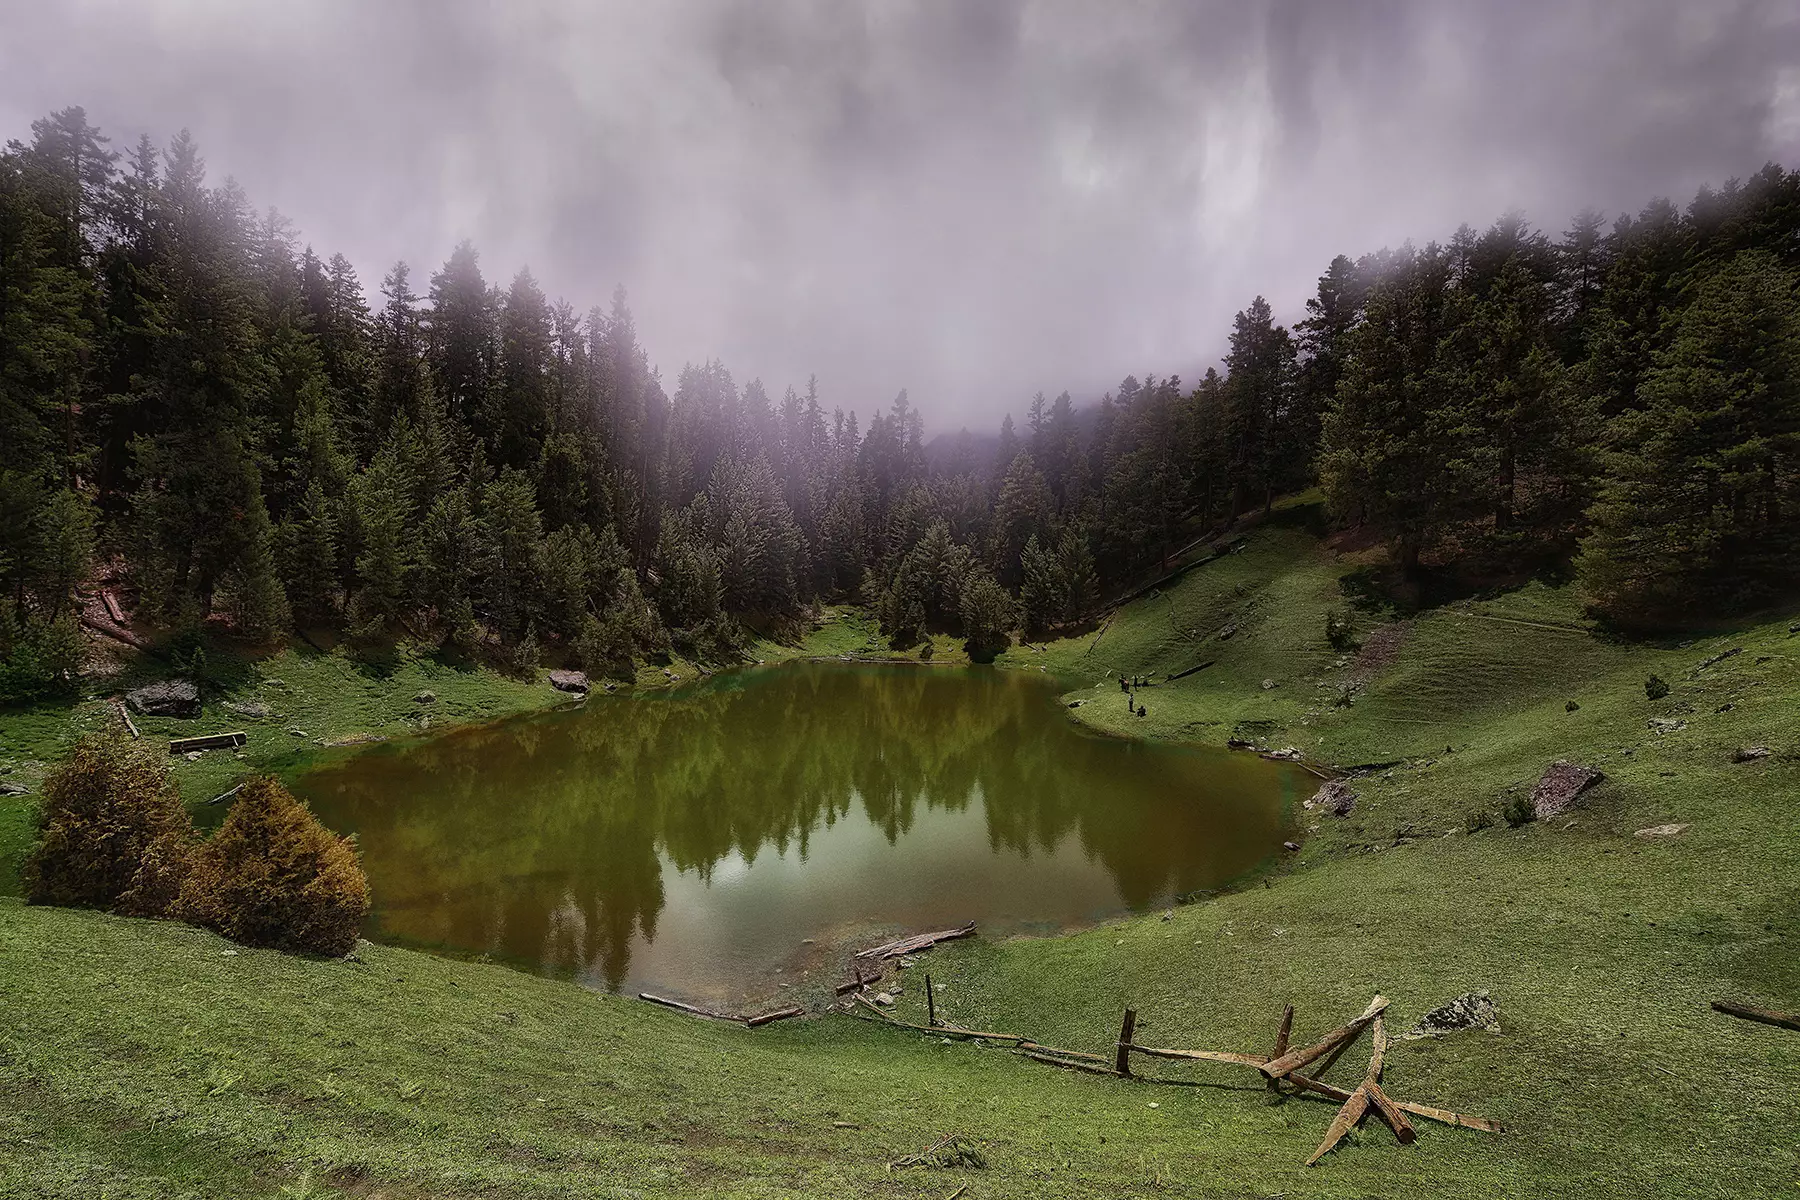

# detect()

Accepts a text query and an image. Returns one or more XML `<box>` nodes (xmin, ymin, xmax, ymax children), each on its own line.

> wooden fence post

<box><xmin>1116</xmin><ymin>1007</ymin><xmax>1137</xmax><ymax>1077</ymax></box>
<box><xmin>925</xmin><ymin>974</ymin><xmax>937</xmax><ymax>1027</ymax></box>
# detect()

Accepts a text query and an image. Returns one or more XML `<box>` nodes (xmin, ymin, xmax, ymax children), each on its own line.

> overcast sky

<box><xmin>3</xmin><ymin>0</ymin><xmax>1798</xmax><ymax>430</ymax></box>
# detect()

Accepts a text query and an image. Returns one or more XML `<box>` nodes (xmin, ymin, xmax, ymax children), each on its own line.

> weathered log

<box><xmin>854</xmin><ymin>921</ymin><xmax>976</xmax><ymax>960</ymax></box>
<box><xmin>1287</xmin><ymin>1072</ymin><xmax>1504</xmax><ymax>1133</ymax></box>
<box><xmin>100</xmin><ymin>589</ymin><xmax>127</xmax><ymax>624</ymax></box>
<box><xmin>925</xmin><ymin>973</ymin><xmax>937</xmax><ymax>1026</ymax></box>
<box><xmin>1367</xmin><ymin>1013</ymin><xmax>1389</xmax><ymax>1081</ymax></box>
<box><xmin>168</xmin><ymin>731</ymin><xmax>247</xmax><ymax>754</ymax></box>
<box><xmin>1121</xmin><ymin>1044</ymin><xmax>1269</xmax><ymax>1069</ymax></box>
<box><xmin>1273</xmin><ymin>1004</ymin><xmax>1294</xmax><ymax>1058</ymax></box>
<box><xmin>834</xmin><ymin>964</ymin><xmax>873</xmax><ymax>995</ymax></box>
<box><xmin>207</xmin><ymin>783</ymin><xmax>244</xmax><ymax>806</ymax></box>
<box><xmin>1306</xmin><ymin>1085</ymin><xmax>1370</xmax><ymax>1166</ymax></box>
<box><xmin>115</xmin><ymin>700</ymin><xmax>139</xmax><ymax>739</ymax></box>
<box><xmin>1364</xmin><ymin>1079</ymin><xmax>1417</xmax><ymax>1145</ymax></box>
<box><xmin>1711</xmin><ymin>1000</ymin><xmax>1800</xmax><ymax>1033</ymax></box>
<box><xmin>746</xmin><ymin>1006</ymin><xmax>804</xmax><ymax>1028</ymax></box>
<box><xmin>1116</xmin><ymin>1008</ymin><xmax>1137</xmax><ymax>1077</ymax></box>
<box><xmin>1261</xmin><ymin>995</ymin><xmax>1388</xmax><ymax>1081</ymax></box>
<box><xmin>638</xmin><ymin>992</ymin><xmax>731</xmax><ymax>1020</ymax></box>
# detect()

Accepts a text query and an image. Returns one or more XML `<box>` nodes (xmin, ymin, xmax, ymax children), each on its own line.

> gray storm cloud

<box><xmin>3</xmin><ymin>0</ymin><xmax>1797</xmax><ymax>428</ymax></box>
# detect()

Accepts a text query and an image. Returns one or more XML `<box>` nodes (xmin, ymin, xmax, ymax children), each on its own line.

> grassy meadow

<box><xmin>3</xmin><ymin>505</ymin><xmax>1798</xmax><ymax>1198</ymax></box>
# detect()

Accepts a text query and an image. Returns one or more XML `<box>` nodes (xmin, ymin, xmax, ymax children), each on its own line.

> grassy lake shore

<box><xmin>3</xmin><ymin>507</ymin><xmax>1797</xmax><ymax>1198</ymax></box>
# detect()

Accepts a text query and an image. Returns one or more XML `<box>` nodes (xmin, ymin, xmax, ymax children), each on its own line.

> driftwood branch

<box><xmin>1711</xmin><ymin>1000</ymin><xmax>1800</xmax><ymax>1033</ymax></box>
<box><xmin>855</xmin><ymin>922</ymin><xmax>976</xmax><ymax>961</ymax></box>
<box><xmin>746</xmin><ymin>1006</ymin><xmax>804</xmax><ymax>1028</ymax></box>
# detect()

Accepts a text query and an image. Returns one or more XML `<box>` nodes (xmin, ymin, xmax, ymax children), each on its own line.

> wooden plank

<box><xmin>115</xmin><ymin>700</ymin><xmax>139</xmax><ymax>739</ymax></box>
<box><xmin>745</xmin><ymin>1006</ymin><xmax>804</xmax><ymax>1028</ymax></box>
<box><xmin>1116</xmin><ymin>1008</ymin><xmax>1137</xmax><ymax>1077</ymax></box>
<box><xmin>1306</xmin><ymin>1085</ymin><xmax>1370</xmax><ymax>1166</ymax></box>
<box><xmin>168</xmin><ymin>731</ymin><xmax>247</xmax><ymax>754</ymax></box>
<box><xmin>1368</xmin><ymin>1013</ymin><xmax>1389</xmax><ymax>1081</ymax></box>
<box><xmin>1121</xmin><ymin>1044</ymin><xmax>1269</xmax><ymax>1069</ymax></box>
<box><xmin>1261</xmin><ymin>995</ymin><xmax>1388</xmax><ymax>1081</ymax></box>
<box><xmin>1364</xmin><ymin>1079</ymin><xmax>1417</xmax><ymax>1145</ymax></box>
<box><xmin>1711</xmin><ymin>1000</ymin><xmax>1800</xmax><ymax>1033</ymax></box>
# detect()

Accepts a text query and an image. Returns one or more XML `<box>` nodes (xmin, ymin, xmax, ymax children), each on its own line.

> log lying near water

<box><xmin>855</xmin><ymin>921</ymin><xmax>976</xmax><ymax>960</ymax></box>
<box><xmin>746</xmin><ymin>1006</ymin><xmax>804</xmax><ymax>1028</ymax></box>
<box><xmin>638</xmin><ymin>992</ymin><xmax>734</xmax><ymax>1021</ymax></box>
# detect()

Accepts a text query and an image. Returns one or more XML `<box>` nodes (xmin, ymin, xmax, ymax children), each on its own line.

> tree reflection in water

<box><xmin>297</xmin><ymin>664</ymin><xmax>1300</xmax><ymax>999</ymax></box>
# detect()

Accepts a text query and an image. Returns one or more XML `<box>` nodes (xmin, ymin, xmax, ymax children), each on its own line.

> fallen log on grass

<box><xmin>1017</xmin><ymin>1048</ymin><xmax>1123</xmax><ymax>1076</ymax></box>
<box><xmin>855</xmin><ymin>921</ymin><xmax>976</xmax><ymax>960</ymax></box>
<box><xmin>1711</xmin><ymin>1000</ymin><xmax>1800</xmax><ymax>1033</ymax></box>
<box><xmin>638</xmin><ymin>992</ymin><xmax>734</xmax><ymax>1021</ymax></box>
<box><xmin>114</xmin><ymin>700</ymin><xmax>140</xmax><ymax>739</ymax></box>
<box><xmin>169</xmin><ymin>731</ymin><xmax>247</xmax><ymax>754</ymax></box>
<box><xmin>746</xmin><ymin>1006</ymin><xmax>804</xmax><ymax>1028</ymax></box>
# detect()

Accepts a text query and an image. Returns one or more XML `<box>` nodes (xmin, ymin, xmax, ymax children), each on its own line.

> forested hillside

<box><xmin>4</xmin><ymin>107</ymin><xmax>1798</xmax><ymax>702</ymax></box>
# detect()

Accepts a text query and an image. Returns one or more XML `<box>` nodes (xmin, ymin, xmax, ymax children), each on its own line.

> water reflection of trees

<box><xmin>298</xmin><ymin>665</ymin><xmax>1292</xmax><ymax>990</ymax></box>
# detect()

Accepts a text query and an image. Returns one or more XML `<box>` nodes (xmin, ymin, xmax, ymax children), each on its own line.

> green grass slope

<box><xmin>4</xmin><ymin>508</ymin><xmax>1799</xmax><ymax>1197</ymax></box>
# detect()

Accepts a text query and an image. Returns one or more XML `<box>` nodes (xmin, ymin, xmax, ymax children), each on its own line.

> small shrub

<box><xmin>1464</xmin><ymin>809</ymin><xmax>1495</xmax><ymax>833</ymax></box>
<box><xmin>23</xmin><ymin>733</ymin><xmax>192</xmax><ymax>916</ymax></box>
<box><xmin>176</xmin><ymin>777</ymin><xmax>369</xmax><ymax>956</ymax></box>
<box><xmin>1502</xmin><ymin>793</ymin><xmax>1537</xmax><ymax>828</ymax></box>
<box><xmin>1565</xmin><ymin>699</ymin><xmax>1580</xmax><ymax>712</ymax></box>
<box><xmin>1644</xmin><ymin>674</ymin><xmax>1669</xmax><ymax>701</ymax></box>
<box><xmin>919</xmin><ymin>641</ymin><xmax>934</xmax><ymax>660</ymax></box>
<box><xmin>1324</xmin><ymin>608</ymin><xmax>1360</xmax><ymax>652</ymax></box>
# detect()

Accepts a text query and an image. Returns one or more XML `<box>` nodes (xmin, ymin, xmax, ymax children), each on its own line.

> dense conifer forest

<box><xmin>4</xmin><ymin>106</ymin><xmax>1797</xmax><ymax>701</ymax></box>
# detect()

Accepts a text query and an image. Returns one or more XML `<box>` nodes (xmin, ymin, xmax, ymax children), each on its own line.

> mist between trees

<box><xmin>4</xmin><ymin>106</ymin><xmax>1797</xmax><ymax>699</ymax></box>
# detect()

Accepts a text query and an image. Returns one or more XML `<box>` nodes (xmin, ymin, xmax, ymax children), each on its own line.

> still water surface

<box><xmin>296</xmin><ymin>663</ymin><xmax>1301</xmax><ymax>1004</ymax></box>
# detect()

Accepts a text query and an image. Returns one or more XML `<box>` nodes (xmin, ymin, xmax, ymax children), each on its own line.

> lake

<box><xmin>296</xmin><ymin>662</ymin><xmax>1303</xmax><ymax>1006</ymax></box>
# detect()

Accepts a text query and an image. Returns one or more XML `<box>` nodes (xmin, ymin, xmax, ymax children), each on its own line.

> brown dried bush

<box><xmin>176</xmin><ymin>776</ymin><xmax>369</xmax><ymax>956</ymax></box>
<box><xmin>23</xmin><ymin>732</ymin><xmax>193</xmax><ymax>916</ymax></box>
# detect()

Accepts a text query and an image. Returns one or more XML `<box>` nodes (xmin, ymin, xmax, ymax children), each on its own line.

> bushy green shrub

<box><xmin>1324</xmin><ymin>607</ymin><xmax>1360</xmax><ymax>651</ymax></box>
<box><xmin>23</xmin><ymin>733</ymin><xmax>192</xmax><ymax>916</ymax></box>
<box><xmin>1644</xmin><ymin>674</ymin><xmax>1669</xmax><ymax>700</ymax></box>
<box><xmin>176</xmin><ymin>777</ymin><xmax>370</xmax><ymax>956</ymax></box>
<box><xmin>1502</xmin><ymin>793</ymin><xmax>1537</xmax><ymax>828</ymax></box>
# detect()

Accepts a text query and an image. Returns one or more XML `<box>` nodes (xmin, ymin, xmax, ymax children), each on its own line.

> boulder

<box><xmin>1732</xmin><ymin>745</ymin><xmax>1772</xmax><ymax>763</ymax></box>
<box><xmin>1648</xmin><ymin>716</ymin><xmax>1687</xmax><ymax>734</ymax></box>
<box><xmin>1530</xmin><ymin>761</ymin><xmax>1604</xmax><ymax>820</ymax></box>
<box><xmin>0</xmin><ymin>781</ymin><xmax>29</xmax><ymax>796</ymax></box>
<box><xmin>414</xmin><ymin>691</ymin><xmax>437</xmax><ymax>704</ymax></box>
<box><xmin>548</xmin><ymin>669</ymin><xmax>590</xmax><ymax>694</ymax></box>
<box><xmin>127</xmin><ymin>680</ymin><xmax>200</xmax><ymax>718</ymax></box>
<box><xmin>1402</xmin><ymin>991</ymin><xmax>1499</xmax><ymax>1040</ymax></box>
<box><xmin>1312</xmin><ymin>778</ymin><xmax>1358</xmax><ymax>817</ymax></box>
<box><xmin>223</xmin><ymin>700</ymin><xmax>270</xmax><ymax>719</ymax></box>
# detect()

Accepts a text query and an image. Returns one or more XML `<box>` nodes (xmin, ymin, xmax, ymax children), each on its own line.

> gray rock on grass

<box><xmin>1530</xmin><ymin>761</ymin><xmax>1604</xmax><ymax>820</ymax></box>
<box><xmin>127</xmin><ymin>680</ymin><xmax>200</xmax><ymax>718</ymax></box>
<box><xmin>1402</xmin><ymin>991</ymin><xmax>1500</xmax><ymax>1039</ymax></box>
<box><xmin>548</xmin><ymin>669</ymin><xmax>590</xmax><ymax>693</ymax></box>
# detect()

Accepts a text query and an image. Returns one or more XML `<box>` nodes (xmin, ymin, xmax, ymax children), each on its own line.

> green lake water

<box><xmin>295</xmin><ymin>663</ymin><xmax>1303</xmax><ymax>1005</ymax></box>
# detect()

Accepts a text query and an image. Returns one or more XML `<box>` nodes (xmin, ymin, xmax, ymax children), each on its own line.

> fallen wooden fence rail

<box><xmin>638</xmin><ymin>992</ymin><xmax>735</xmax><ymax>1020</ymax></box>
<box><xmin>855</xmin><ymin>921</ymin><xmax>976</xmax><ymax>961</ymax></box>
<box><xmin>1711</xmin><ymin>999</ymin><xmax>1800</xmax><ymax>1033</ymax></box>
<box><xmin>169</xmin><ymin>731</ymin><xmax>247</xmax><ymax>754</ymax></box>
<box><xmin>114</xmin><ymin>700</ymin><xmax>140</xmax><ymax>739</ymax></box>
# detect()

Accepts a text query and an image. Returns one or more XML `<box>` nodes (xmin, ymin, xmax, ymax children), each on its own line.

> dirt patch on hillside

<box><xmin>1351</xmin><ymin>621</ymin><xmax>1412</xmax><ymax>686</ymax></box>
